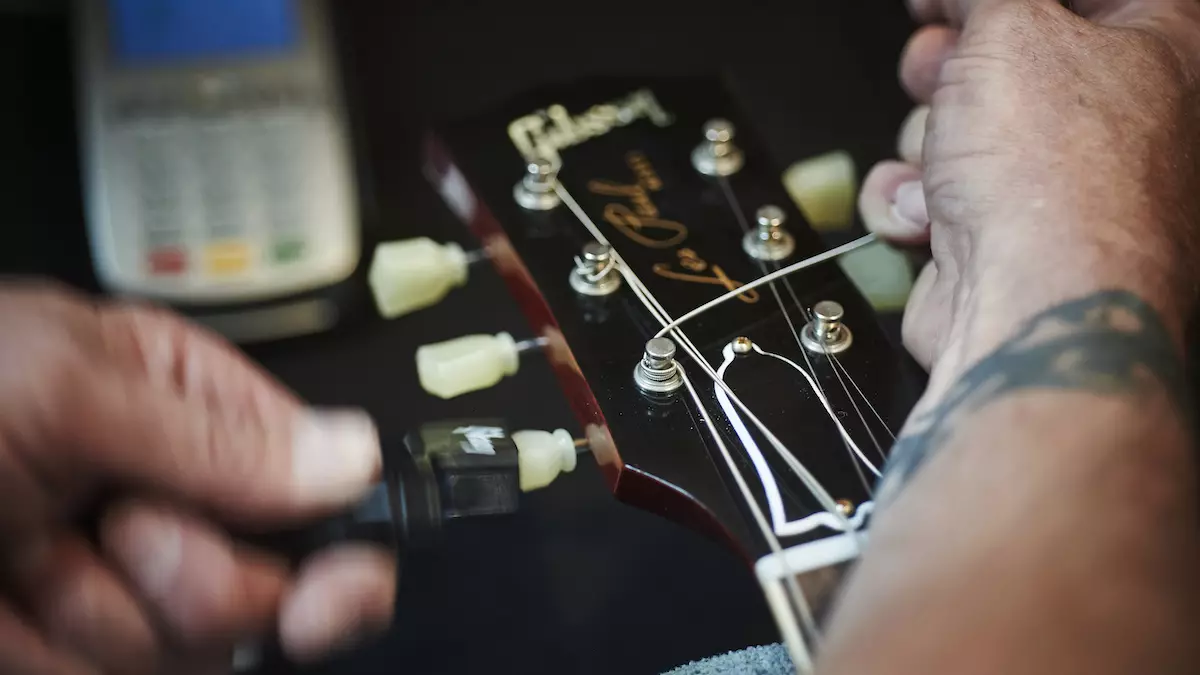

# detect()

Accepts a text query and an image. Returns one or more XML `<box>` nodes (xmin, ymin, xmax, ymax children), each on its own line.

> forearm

<box><xmin>819</xmin><ymin>290</ymin><xmax>1200</xmax><ymax>674</ymax></box>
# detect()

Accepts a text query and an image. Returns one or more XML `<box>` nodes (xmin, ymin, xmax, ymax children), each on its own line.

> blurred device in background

<box><xmin>76</xmin><ymin>0</ymin><xmax>362</xmax><ymax>343</ymax></box>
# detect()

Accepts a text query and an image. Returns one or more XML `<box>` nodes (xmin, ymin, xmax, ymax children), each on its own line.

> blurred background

<box><xmin>0</xmin><ymin>2</ymin><xmax>915</xmax><ymax>673</ymax></box>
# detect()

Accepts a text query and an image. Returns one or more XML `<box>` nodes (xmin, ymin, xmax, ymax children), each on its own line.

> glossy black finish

<box><xmin>431</xmin><ymin>76</ymin><xmax>926</xmax><ymax>562</ymax></box>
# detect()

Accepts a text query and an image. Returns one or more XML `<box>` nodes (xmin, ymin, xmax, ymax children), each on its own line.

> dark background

<box><xmin>0</xmin><ymin>2</ymin><xmax>915</xmax><ymax>673</ymax></box>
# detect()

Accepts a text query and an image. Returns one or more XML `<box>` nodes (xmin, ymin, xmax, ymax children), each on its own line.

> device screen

<box><xmin>109</xmin><ymin>0</ymin><xmax>298</xmax><ymax>63</ymax></box>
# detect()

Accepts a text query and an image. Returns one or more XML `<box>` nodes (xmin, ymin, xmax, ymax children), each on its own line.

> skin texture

<box><xmin>0</xmin><ymin>285</ymin><xmax>395</xmax><ymax>674</ymax></box>
<box><xmin>827</xmin><ymin>0</ymin><xmax>1200</xmax><ymax>673</ymax></box>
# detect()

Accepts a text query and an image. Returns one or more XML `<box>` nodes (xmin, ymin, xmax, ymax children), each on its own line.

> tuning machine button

<box><xmin>369</xmin><ymin>238</ymin><xmax>485</xmax><ymax>319</ymax></box>
<box><xmin>512</xmin><ymin>428</ymin><xmax>578</xmax><ymax>492</ymax></box>
<box><xmin>569</xmin><ymin>242</ymin><xmax>622</xmax><ymax>296</ymax></box>
<box><xmin>743</xmin><ymin>205</ymin><xmax>796</xmax><ymax>261</ymax></box>
<box><xmin>691</xmin><ymin>118</ymin><xmax>745</xmax><ymax>177</ymax></box>
<box><xmin>513</xmin><ymin>156</ymin><xmax>562</xmax><ymax>210</ymax></box>
<box><xmin>633</xmin><ymin>337</ymin><xmax>684</xmax><ymax>394</ymax></box>
<box><xmin>417</xmin><ymin>332</ymin><xmax>546</xmax><ymax>399</ymax></box>
<box><xmin>801</xmin><ymin>300</ymin><xmax>853</xmax><ymax>354</ymax></box>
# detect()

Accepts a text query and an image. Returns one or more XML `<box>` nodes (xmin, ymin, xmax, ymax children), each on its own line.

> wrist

<box><xmin>959</xmin><ymin>231</ymin><xmax>1191</xmax><ymax>363</ymax></box>
<box><xmin>885</xmin><ymin>285</ymin><xmax>1194</xmax><ymax>509</ymax></box>
<box><xmin>912</xmin><ymin>274</ymin><xmax>1192</xmax><ymax>436</ymax></box>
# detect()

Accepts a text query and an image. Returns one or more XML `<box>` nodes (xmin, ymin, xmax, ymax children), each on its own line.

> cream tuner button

<box><xmin>512</xmin><ymin>428</ymin><xmax>576</xmax><ymax>492</ymax></box>
<box><xmin>369</xmin><ymin>238</ymin><xmax>470</xmax><ymax>319</ymax></box>
<box><xmin>417</xmin><ymin>332</ymin><xmax>518</xmax><ymax>399</ymax></box>
<box><xmin>416</xmin><ymin>332</ymin><xmax>549</xmax><ymax>399</ymax></box>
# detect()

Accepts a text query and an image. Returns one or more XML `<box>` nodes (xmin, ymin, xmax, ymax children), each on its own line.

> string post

<box><xmin>744</xmin><ymin>205</ymin><xmax>796</xmax><ymax>261</ymax></box>
<box><xmin>514</xmin><ymin>156</ymin><xmax>562</xmax><ymax>210</ymax></box>
<box><xmin>692</xmin><ymin>118</ymin><xmax>745</xmax><ymax>176</ymax></box>
<box><xmin>634</xmin><ymin>337</ymin><xmax>684</xmax><ymax>394</ymax></box>
<box><xmin>835</xmin><ymin>499</ymin><xmax>856</xmax><ymax>517</ymax></box>
<box><xmin>801</xmin><ymin>300</ymin><xmax>853</xmax><ymax>355</ymax></box>
<box><xmin>569</xmin><ymin>242</ymin><xmax>621</xmax><ymax>296</ymax></box>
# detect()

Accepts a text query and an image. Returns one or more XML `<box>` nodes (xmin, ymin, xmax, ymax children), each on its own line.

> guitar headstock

<box><xmin>419</xmin><ymin>75</ymin><xmax>924</xmax><ymax>668</ymax></box>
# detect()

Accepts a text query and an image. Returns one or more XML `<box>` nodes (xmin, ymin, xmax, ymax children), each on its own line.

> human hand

<box><xmin>859</xmin><ymin>0</ymin><xmax>1200</xmax><ymax>393</ymax></box>
<box><xmin>0</xmin><ymin>283</ymin><xmax>396</xmax><ymax>674</ymax></box>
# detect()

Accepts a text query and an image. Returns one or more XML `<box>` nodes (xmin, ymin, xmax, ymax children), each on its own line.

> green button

<box><xmin>272</xmin><ymin>239</ymin><xmax>306</xmax><ymax>264</ymax></box>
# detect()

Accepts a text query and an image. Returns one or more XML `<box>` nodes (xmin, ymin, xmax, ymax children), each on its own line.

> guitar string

<box><xmin>832</xmin><ymin>354</ymin><xmax>897</xmax><ymax>441</ymax></box>
<box><xmin>715</xmin><ymin>344</ymin><xmax>878</xmax><ymax>538</ymax></box>
<box><xmin>713</xmin><ymin>176</ymin><xmax>888</xmax><ymax>461</ymax></box>
<box><xmin>716</xmin><ymin>177</ymin><xmax>875</xmax><ymax>493</ymax></box>
<box><xmin>622</xmin><ymin>265</ymin><xmax>842</xmax><ymax>514</ymax></box>
<box><xmin>769</xmin><ymin>249</ymin><xmax>887</xmax><ymax>464</ymax></box>
<box><xmin>749</xmin><ymin>344</ymin><xmax>881</xmax><ymax>476</ymax></box>
<box><xmin>794</xmin><ymin>300</ymin><xmax>888</xmax><ymax>464</ymax></box>
<box><xmin>651</xmin><ymin>234</ymin><xmax>876</xmax><ymax>338</ymax></box>
<box><xmin>553</xmin><ymin>181</ymin><xmax>854</xmax><ymax>661</ymax></box>
<box><xmin>553</xmin><ymin>181</ymin><xmax>848</xmax><ymax>525</ymax></box>
<box><xmin>646</xmin><ymin>228</ymin><xmax>882</xmax><ymax>487</ymax></box>
<box><xmin>555</xmin><ymin>183</ymin><xmax>828</xmax><ymax>652</ymax></box>
<box><xmin>677</xmin><ymin>367</ymin><xmax>824</xmax><ymax>658</ymax></box>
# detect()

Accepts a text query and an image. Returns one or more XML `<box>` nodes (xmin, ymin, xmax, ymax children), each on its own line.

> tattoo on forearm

<box><xmin>876</xmin><ymin>290</ymin><xmax>1192</xmax><ymax>505</ymax></box>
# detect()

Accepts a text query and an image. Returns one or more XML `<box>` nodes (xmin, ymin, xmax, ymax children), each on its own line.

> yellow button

<box><xmin>205</xmin><ymin>241</ymin><xmax>251</xmax><ymax>275</ymax></box>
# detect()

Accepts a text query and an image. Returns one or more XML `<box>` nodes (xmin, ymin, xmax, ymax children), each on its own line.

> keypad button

<box><xmin>271</xmin><ymin>238</ymin><xmax>306</xmax><ymax>264</ymax></box>
<box><xmin>145</xmin><ymin>227</ymin><xmax>184</xmax><ymax>249</ymax></box>
<box><xmin>205</xmin><ymin>242</ymin><xmax>252</xmax><ymax>276</ymax></box>
<box><xmin>148</xmin><ymin>247</ymin><xmax>186</xmax><ymax>275</ymax></box>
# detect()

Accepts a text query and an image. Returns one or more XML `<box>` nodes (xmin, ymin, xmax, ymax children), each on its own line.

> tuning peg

<box><xmin>368</xmin><ymin>238</ymin><xmax>485</xmax><ymax>319</ymax></box>
<box><xmin>692</xmin><ymin>118</ymin><xmax>745</xmax><ymax>176</ymax></box>
<box><xmin>512</xmin><ymin>428</ymin><xmax>578</xmax><ymax>491</ymax></box>
<box><xmin>513</xmin><ymin>156</ymin><xmax>562</xmax><ymax>210</ymax></box>
<box><xmin>417</xmin><ymin>332</ymin><xmax>546</xmax><ymax>399</ymax></box>
<box><xmin>743</xmin><ymin>205</ymin><xmax>796</xmax><ymax>261</ymax></box>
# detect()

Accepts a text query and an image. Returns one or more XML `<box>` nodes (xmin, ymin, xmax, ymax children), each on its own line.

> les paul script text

<box><xmin>589</xmin><ymin>152</ymin><xmax>759</xmax><ymax>304</ymax></box>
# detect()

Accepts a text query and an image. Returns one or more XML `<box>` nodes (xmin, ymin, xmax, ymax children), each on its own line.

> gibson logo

<box><xmin>588</xmin><ymin>152</ymin><xmax>758</xmax><ymax>304</ymax></box>
<box><xmin>507</xmin><ymin>88</ymin><xmax>673</xmax><ymax>163</ymax></box>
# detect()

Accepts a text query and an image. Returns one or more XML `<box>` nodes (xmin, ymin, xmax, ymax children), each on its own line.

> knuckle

<box><xmin>1135</xmin><ymin>32</ymin><xmax>1193</xmax><ymax>91</ymax></box>
<box><xmin>195</xmin><ymin>411</ymin><xmax>266</xmax><ymax>485</ymax></box>
<box><xmin>977</xmin><ymin>0</ymin><xmax>1055</xmax><ymax>43</ymax></box>
<box><xmin>96</xmin><ymin>303</ymin><xmax>190</xmax><ymax>380</ymax></box>
<box><xmin>37</xmin><ymin>349</ymin><xmax>104</xmax><ymax>452</ymax></box>
<box><xmin>40</xmin><ymin>568</ymin><xmax>102</xmax><ymax>636</ymax></box>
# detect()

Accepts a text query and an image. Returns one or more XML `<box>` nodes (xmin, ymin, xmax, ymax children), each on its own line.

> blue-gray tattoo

<box><xmin>876</xmin><ymin>290</ymin><xmax>1191</xmax><ymax>505</ymax></box>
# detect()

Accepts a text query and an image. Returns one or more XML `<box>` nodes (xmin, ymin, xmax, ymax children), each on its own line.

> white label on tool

<box><xmin>453</xmin><ymin>425</ymin><xmax>504</xmax><ymax>455</ymax></box>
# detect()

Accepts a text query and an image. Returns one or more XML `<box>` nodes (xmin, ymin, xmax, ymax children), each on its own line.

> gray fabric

<box><xmin>662</xmin><ymin>644</ymin><xmax>794</xmax><ymax>675</ymax></box>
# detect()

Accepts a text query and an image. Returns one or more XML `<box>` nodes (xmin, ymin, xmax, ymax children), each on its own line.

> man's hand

<box><xmin>860</xmin><ymin>0</ymin><xmax>1200</xmax><ymax>390</ymax></box>
<box><xmin>0</xmin><ymin>284</ymin><xmax>396</xmax><ymax>675</ymax></box>
<box><xmin>817</xmin><ymin>2</ymin><xmax>1200</xmax><ymax>673</ymax></box>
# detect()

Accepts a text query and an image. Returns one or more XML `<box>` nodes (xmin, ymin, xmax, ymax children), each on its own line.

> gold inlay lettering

<box><xmin>653</xmin><ymin>249</ymin><xmax>759</xmax><ymax>304</ymax></box>
<box><xmin>586</xmin><ymin>152</ymin><xmax>756</xmax><ymax>303</ymax></box>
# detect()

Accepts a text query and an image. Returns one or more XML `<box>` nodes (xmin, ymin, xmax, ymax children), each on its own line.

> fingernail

<box><xmin>283</xmin><ymin>595</ymin><xmax>367</xmax><ymax>664</ymax></box>
<box><xmin>126</xmin><ymin>512</ymin><xmax>183</xmax><ymax>601</ymax></box>
<box><xmin>292</xmin><ymin>408</ymin><xmax>381</xmax><ymax>506</ymax></box>
<box><xmin>889</xmin><ymin>180</ymin><xmax>929</xmax><ymax>234</ymax></box>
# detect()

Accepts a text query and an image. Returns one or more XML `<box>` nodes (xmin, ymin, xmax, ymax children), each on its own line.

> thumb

<box><xmin>59</xmin><ymin>304</ymin><xmax>380</xmax><ymax>524</ymax></box>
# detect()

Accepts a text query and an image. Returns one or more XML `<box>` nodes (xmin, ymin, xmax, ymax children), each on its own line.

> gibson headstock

<box><xmin>409</xmin><ymin>75</ymin><xmax>923</xmax><ymax>669</ymax></box>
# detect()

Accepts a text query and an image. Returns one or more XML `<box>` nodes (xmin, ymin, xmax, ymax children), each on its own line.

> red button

<box><xmin>148</xmin><ymin>247</ymin><xmax>186</xmax><ymax>275</ymax></box>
